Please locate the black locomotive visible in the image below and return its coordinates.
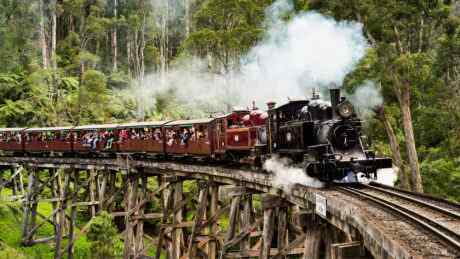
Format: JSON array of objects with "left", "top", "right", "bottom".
[{"left": 267, "top": 88, "right": 392, "bottom": 182}]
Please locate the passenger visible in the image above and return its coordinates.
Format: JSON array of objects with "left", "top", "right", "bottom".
[
  {"left": 90, "top": 132, "right": 99, "bottom": 150},
  {"left": 82, "top": 132, "right": 91, "bottom": 146},
  {"left": 119, "top": 129, "right": 129, "bottom": 142},
  {"left": 190, "top": 128, "right": 196, "bottom": 141},
  {"left": 180, "top": 128, "right": 190, "bottom": 145},
  {"left": 105, "top": 131, "right": 115, "bottom": 150},
  {"left": 15, "top": 132, "right": 21, "bottom": 143},
  {"left": 154, "top": 129, "right": 162, "bottom": 142},
  {"left": 167, "top": 130, "right": 175, "bottom": 146}
]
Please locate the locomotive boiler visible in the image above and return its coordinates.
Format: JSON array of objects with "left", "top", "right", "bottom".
[{"left": 267, "top": 88, "right": 392, "bottom": 182}]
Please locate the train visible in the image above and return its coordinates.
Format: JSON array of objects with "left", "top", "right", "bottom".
[{"left": 0, "top": 89, "right": 392, "bottom": 183}]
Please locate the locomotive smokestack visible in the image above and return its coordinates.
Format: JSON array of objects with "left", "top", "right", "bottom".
[{"left": 330, "top": 88, "right": 341, "bottom": 108}]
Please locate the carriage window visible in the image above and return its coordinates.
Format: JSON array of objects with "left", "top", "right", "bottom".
[{"left": 0, "top": 132, "right": 21, "bottom": 143}]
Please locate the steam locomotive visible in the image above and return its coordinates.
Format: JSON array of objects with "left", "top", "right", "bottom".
[
  {"left": 0, "top": 89, "right": 391, "bottom": 183},
  {"left": 267, "top": 89, "right": 392, "bottom": 182}
]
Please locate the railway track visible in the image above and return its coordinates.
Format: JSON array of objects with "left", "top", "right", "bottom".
[{"left": 336, "top": 183, "right": 460, "bottom": 252}]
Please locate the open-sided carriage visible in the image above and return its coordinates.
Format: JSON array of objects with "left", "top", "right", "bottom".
[
  {"left": 117, "top": 121, "right": 168, "bottom": 154},
  {"left": 72, "top": 124, "right": 118, "bottom": 153},
  {"left": 24, "top": 127, "right": 73, "bottom": 154},
  {"left": 164, "top": 119, "right": 215, "bottom": 156},
  {"left": 0, "top": 128, "right": 25, "bottom": 153}
]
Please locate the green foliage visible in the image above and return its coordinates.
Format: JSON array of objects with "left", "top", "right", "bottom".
[
  {"left": 421, "top": 158, "right": 460, "bottom": 202},
  {"left": 87, "top": 211, "right": 123, "bottom": 258},
  {"left": 184, "top": 0, "right": 268, "bottom": 72}
]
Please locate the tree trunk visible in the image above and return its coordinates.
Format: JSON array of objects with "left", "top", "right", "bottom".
[
  {"left": 399, "top": 85, "right": 423, "bottom": 192},
  {"left": 376, "top": 106, "right": 410, "bottom": 190},
  {"left": 111, "top": 0, "right": 118, "bottom": 72},
  {"left": 185, "top": 0, "right": 190, "bottom": 37},
  {"left": 51, "top": 2, "right": 57, "bottom": 70},
  {"left": 39, "top": 0, "right": 49, "bottom": 69}
]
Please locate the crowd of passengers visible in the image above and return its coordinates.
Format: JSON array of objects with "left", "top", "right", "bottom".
[
  {"left": 0, "top": 126, "right": 209, "bottom": 150},
  {"left": 165, "top": 127, "right": 207, "bottom": 146},
  {"left": 0, "top": 133, "right": 22, "bottom": 143}
]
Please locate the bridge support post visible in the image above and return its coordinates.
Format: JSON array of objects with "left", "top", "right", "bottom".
[
  {"left": 208, "top": 181, "right": 219, "bottom": 259},
  {"left": 98, "top": 170, "right": 107, "bottom": 211},
  {"left": 187, "top": 181, "right": 209, "bottom": 258},
  {"left": 0, "top": 168, "right": 4, "bottom": 198},
  {"left": 123, "top": 172, "right": 138, "bottom": 259},
  {"left": 67, "top": 168, "right": 79, "bottom": 259},
  {"left": 155, "top": 174, "right": 176, "bottom": 259},
  {"left": 55, "top": 169, "right": 70, "bottom": 259},
  {"left": 260, "top": 196, "right": 275, "bottom": 259},
  {"left": 302, "top": 213, "right": 322, "bottom": 259},
  {"left": 171, "top": 177, "right": 184, "bottom": 259},
  {"left": 89, "top": 169, "right": 97, "bottom": 218},
  {"left": 21, "top": 167, "right": 38, "bottom": 246}
]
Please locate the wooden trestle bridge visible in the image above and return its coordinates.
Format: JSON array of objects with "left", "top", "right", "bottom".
[{"left": 0, "top": 156, "right": 459, "bottom": 259}]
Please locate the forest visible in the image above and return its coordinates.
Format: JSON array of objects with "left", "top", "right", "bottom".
[
  {"left": 0, "top": 0, "right": 459, "bottom": 257},
  {"left": 0, "top": 0, "right": 460, "bottom": 258},
  {"left": 1, "top": 0, "right": 460, "bottom": 197}
]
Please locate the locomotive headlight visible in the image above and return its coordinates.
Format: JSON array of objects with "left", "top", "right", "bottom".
[{"left": 337, "top": 101, "right": 354, "bottom": 119}]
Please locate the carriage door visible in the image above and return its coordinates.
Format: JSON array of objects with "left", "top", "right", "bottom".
[{"left": 216, "top": 119, "right": 226, "bottom": 152}]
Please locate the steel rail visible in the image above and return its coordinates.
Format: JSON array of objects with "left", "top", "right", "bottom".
[
  {"left": 369, "top": 182, "right": 460, "bottom": 210},
  {"left": 336, "top": 186, "right": 460, "bottom": 251},
  {"left": 364, "top": 184, "right": 460, "bottom": 220}
]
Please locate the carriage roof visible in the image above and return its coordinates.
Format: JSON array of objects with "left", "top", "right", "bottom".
[
  {"left": 73, "top": 124, "right": 119, "bottom": 130},
  {"left": 0, "top": 128, "right": 26, "bottom": 132},
  {"left": 165, "top": 118, "right": 215, "bottom": 127},
  {"left": 118, "top": 121, "right": 169, "bottom": 128},
  {"left": 25, "top": 126, "right": 74, "bottom": 132}
]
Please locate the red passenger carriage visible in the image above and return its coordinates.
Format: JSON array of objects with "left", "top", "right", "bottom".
[
  {"left": 0, "top": 128, "right": 25, "bottom": 152},
  {"left": 164, "top": 119, "right": 215, "bottom": 156},
  {"left": 72, "top": 124, "right": 118, "bottom": 153},
  {"left": 214, "top": 109, "right": 268, "bottom": 160},
  {"left": 117, "top": 121, "right": 168, "bottom": 153},
  {"left": 24, "top": 127, "right": 73, "bottom": 153}
]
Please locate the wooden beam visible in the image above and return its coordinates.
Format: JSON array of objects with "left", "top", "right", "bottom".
[
  {"left": 260, "top": 205, "right": 275, "bottom": 259},
  {"left": 225, "top": 248, "right": 305, "bottom": 258},
  {"left": 55, "top": 170, "right": 70, "bottom": 259},
  {"left": 277, "top": 207, "right": 288, "bottom": 259},
  {"left": 208, "top": 183, "right": 219, "bottom": 259},
  {"left": 225, "top": 195, "right": 241, "bottom": 242},
  {"left": 155, "top": 176, "right": 173, "bottom": 259},
  {"left": 0, "top": 166, "right": 23, "bottom": 189},
  {"left": 98, "top": 171, "right": 107, "bottom": 211},
  {"left": 123, "top": 174, "right": 137, "bottom": 258},
  {"left": 67, "top": 169, "right": 79, "bottom": 259},
  {"left": 187, "top": 184, "right": 209, "bottom": 258},
  {"left": 21, "top": 168, "right": 36, "bottom": 245},
  {"left": 302, "top": 221, "right": 321, "bottom": 259},
  {"left": 331, "top": 241, "right": 365, "bottom": 259},
  {"left": 135, "top": 174, "right": 147, "bottom": 257},
  {"left": 274, "top": 233, "right": 306, "bottom": 257},
  {"left": 89, "top": 169, "right": 97, "bottom": 218},
  {"left": 171, "top": 180, "right": 183, "bottom": 259}
]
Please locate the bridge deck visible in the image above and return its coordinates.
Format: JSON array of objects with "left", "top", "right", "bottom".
[{"left": 0, "top": 156, "right": 458, "bottom": 259}]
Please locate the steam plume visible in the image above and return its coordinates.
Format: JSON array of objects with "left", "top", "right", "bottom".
[
  {"left": 264, "top": 156, "right": 324, "bottom": 192},
  {"left": 347, "top": 81, "right": 383, "bottom": 118},
  {"left": 123, "top": 0, "right": 370, "bottom": 118}
]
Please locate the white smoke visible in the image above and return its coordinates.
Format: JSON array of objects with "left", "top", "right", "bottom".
[
  {"left": 375, "top": 168, "right": 397, "bottom": 186},
  {"left": 264, "top": 156, "right": 324, "bottom": 192},
  {"left": 124, "top": 0, "right": 370, "bottom": 118},
  {"left": 347, "top": 81, "right": 383, "bottom": 118}
]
